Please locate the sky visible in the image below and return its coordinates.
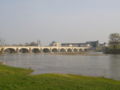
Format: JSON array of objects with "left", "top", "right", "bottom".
[{"left": 0, "top": 0, "right": 120, "bottom": 45}]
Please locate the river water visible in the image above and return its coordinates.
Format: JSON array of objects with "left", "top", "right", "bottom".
[{"left": 0, "top": 53, "right": 120, "bottom": 80}]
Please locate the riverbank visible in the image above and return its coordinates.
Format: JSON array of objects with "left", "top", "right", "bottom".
[
  {"left": 0, "top": 52, "right": 105, "bottom": 56},
  {"left": 0, "top": 64, "right": 120, "bottom": 90},
  {"left": 49, "top": 52, "right": 105, "bottom": 56}
]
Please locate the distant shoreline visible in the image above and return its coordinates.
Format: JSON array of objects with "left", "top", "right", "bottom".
[{"left": 0, "top": 52, "right": 106, "bottom": 56}]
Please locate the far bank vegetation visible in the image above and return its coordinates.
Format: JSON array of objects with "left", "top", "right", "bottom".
[{"left": 105, "top": 33, "right": 120, "bottom": 54}]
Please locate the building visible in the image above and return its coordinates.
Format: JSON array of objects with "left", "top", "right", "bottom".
[
  {"left": 49, "top": 41, "right": 61, "bottom": 47},
  {"left": 61, "top": 43, "right": 90, "bottom": 47},
  {"left": 61, "top": 41, "right": 99, "bottom": 48},
  {"left": 49, "top": 41, "right": 101, "bottom": 49},
  {"left": 86, "top": 40, "right": 99, "bottom": 48}
]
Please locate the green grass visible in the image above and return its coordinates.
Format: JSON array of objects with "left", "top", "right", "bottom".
[{"left": 0, "top": 64, "right": 120, "bottom": 90}]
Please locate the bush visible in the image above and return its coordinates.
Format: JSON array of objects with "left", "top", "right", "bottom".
[{"left": 104, "top": 47, "right": 120, "bottom": 54}]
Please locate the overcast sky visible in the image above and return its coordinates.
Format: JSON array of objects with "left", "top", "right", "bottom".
[{"left": 0, "top": 0, "right": 120, "bottom": 45}]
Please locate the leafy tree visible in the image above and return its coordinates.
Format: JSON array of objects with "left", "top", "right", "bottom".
[
  {"left": 105, "top": 33, "right": 120, "bottom": 54},
  {"left": 109, "top": 33, "right": 120, "bottom": 49}
]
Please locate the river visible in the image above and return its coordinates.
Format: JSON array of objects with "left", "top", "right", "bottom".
[{"left": 0, "top": 53, "right": 120, "bottom": 80}]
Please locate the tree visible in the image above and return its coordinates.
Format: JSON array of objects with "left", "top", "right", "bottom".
[
  {"left": 109, "top": 33, "right": 120, "bottom": 49},
  {"left": 105, "top": 33, "right": 120, "bottom": 54}
]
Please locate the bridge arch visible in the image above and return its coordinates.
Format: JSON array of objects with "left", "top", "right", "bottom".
[
  {"left": 19, "top": 48, "right": 29, "bottom": 53},
  {"left": 43, "top": 48, "right": 50, "bottom": 53},
  {"left": 84, "top": 49, "right": 88, "bottom": 52},
  {"left": 79, "top": 49, "right": 83, "bottom": 52},
  {"left": 4, "top": 48, "right": 16, "bottom": 53},
  {"left": 73, "top": 48, "right": 78, "bottom": 52},
  {"left": 52, "top": 48, "right": 58, "bottom": 53},
  {"left": 32, "top": 48, "right": 41, "bottom": 53},
  {"left": 67, "top": 48, "right": 73, "bottom": 52},
  {"left": 60, "top": 48, "right": 66, "bottom": 52}
]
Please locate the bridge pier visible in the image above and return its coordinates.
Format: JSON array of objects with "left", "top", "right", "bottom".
[
  {"left": 1, "top": 48, "right": 4, "bottom": 54},
  {"left": 16, "top": 48, "right": 19, "bottom": 53},
  {"left": 29, "top": 48, "right": 32, "bottom": 53}
]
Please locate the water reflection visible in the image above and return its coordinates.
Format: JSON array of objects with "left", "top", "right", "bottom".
[{"left": 109, "top": 55, "right": 120, "bottom": 80}]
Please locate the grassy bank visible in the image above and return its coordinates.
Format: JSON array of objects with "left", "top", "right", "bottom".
[{"left": 0, "top": 64, "right": 120, "bottom": 90}]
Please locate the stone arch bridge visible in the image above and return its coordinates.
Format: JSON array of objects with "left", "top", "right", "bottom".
[{"left": 0, "top": 46, "right": 90, "bottom": 54}]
